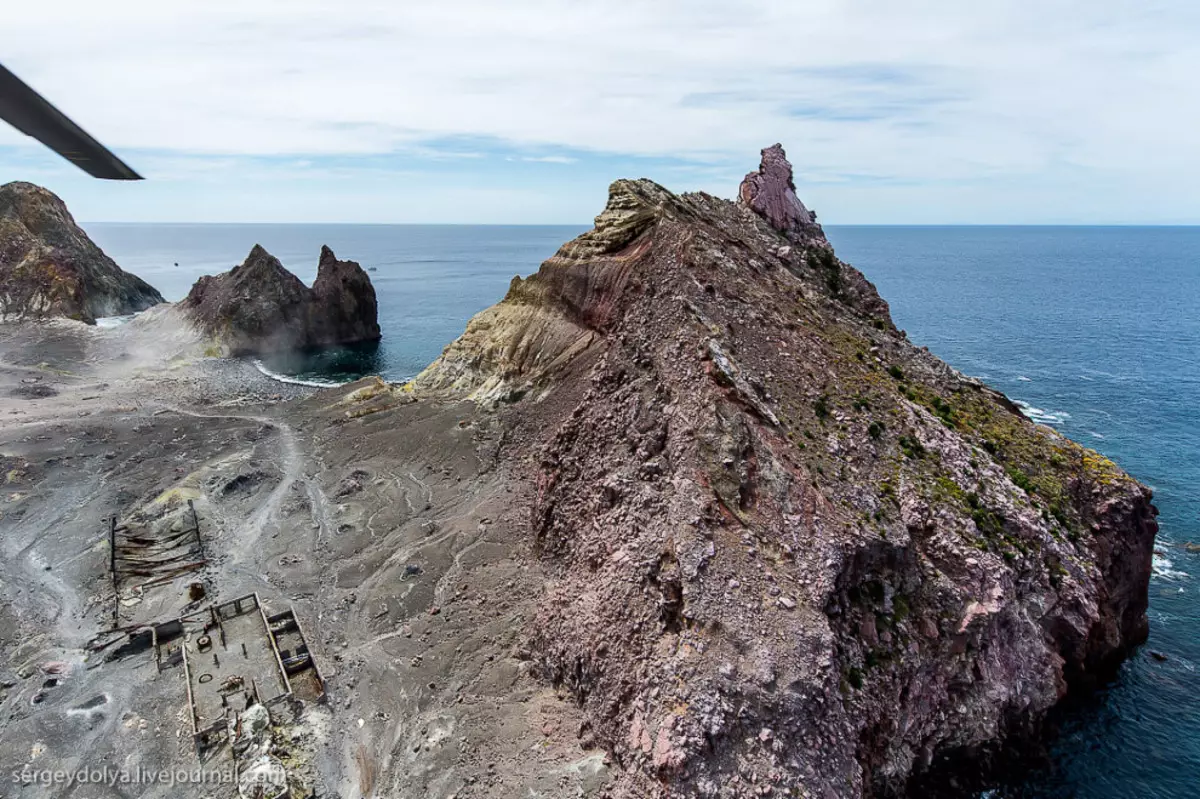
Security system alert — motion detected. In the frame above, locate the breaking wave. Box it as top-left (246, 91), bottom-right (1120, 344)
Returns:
top-left (1013, 400), bottom-right (1071, 426)
top-left (1153, 548), bottom-right (1190, 581)
top-left (95, 313), bottom-right (137, 328)
top-left (252, 359), bottom-right (347, 388)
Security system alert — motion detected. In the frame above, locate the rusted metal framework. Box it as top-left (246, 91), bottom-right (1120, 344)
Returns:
top-left (108, 500), bottom-right (206, 627)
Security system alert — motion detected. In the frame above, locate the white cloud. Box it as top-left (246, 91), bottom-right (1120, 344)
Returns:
top-left (1, 1), bottom-right (1198, 222)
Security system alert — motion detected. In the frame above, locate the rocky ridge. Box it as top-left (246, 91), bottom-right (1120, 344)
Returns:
top-left (409, 145), bottom-right (1159, 796)
top-left (0, 181), bottom-right (163, 324)
top-left (179, 243), bottom-right (381, 356)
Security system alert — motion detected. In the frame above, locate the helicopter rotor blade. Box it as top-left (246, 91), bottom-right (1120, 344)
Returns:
top-left (0, 62), bottom-right (142, 180)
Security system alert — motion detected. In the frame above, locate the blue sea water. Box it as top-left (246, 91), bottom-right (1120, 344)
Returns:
top-left (87, 222), bottom-right (1200, 797)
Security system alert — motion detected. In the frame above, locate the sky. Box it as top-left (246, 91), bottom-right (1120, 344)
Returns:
top-left (1, 1), bottom-right (1198, 225)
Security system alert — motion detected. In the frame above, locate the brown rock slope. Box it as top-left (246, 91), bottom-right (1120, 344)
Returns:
top-left (0, 181), bottom-right (163, 323)
top-left (180, 243), bottom-right (381, 355)
top-left (410, 145), bottom-right (1158, 796)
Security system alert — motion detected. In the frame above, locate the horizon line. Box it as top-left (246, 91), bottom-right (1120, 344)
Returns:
top-left (81, 221), bottom-right (1200, 228)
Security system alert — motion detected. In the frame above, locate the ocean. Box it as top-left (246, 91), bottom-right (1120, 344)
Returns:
top-left (87, 222), bottom-right (1200, 797)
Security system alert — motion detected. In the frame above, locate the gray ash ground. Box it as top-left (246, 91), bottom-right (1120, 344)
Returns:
top-left (0, 319), bottom-right (603, 798)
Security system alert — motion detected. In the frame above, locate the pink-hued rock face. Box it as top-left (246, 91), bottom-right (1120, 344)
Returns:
top-left (738, 143), bottom-right (820, 236)
top-left (410, 154), bottom-right (1158, 797)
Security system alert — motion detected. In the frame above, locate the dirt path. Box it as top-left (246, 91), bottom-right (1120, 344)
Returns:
top-left (149, 402), bottom-right (338, 601)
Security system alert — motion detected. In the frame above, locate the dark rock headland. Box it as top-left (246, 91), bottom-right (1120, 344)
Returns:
top-left (0, 181), bottom-right (163, 323)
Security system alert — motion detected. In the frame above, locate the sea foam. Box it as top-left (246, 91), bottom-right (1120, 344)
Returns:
top-left (252, 359), bottom-right (347, 388)
top-left (95, 313), bottom-right (137, 328)
top-left (1013, 400), bottom-right (1071, 426)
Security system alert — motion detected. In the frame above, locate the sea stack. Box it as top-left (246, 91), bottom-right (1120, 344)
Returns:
top-left (0, 181), bottom-right (163, 323)
top-left (179, 244), bottom-right (380, 356)
top-left (408, 146), bottom-right (1158, 795)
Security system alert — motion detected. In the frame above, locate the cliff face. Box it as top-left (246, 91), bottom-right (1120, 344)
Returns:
top-left (411, 147), bottom-right (1158, 796)
top-left (0, 181), bottom-right (163, 324)
top-left (180, 244), bottom-right (380, 356)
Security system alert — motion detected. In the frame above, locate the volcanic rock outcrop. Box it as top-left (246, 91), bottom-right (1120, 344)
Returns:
top-left (0, 181), bottom-right (163, 323)
top-left (411, 148), bottom-right (1158, 796)
top-left (180, 244), bottom-right (380, 356)
top-left (738, 143), bottom-right (822, 240)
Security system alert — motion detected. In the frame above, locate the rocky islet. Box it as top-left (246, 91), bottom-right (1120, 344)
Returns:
top-left (0, 148), bottom-right (1159, 797)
